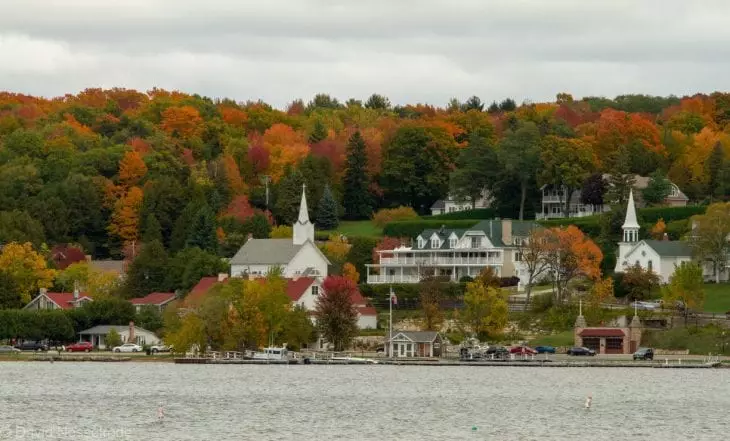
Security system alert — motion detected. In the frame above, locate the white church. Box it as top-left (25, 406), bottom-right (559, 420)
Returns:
top-left (614, 189), bottom-right (725, 283)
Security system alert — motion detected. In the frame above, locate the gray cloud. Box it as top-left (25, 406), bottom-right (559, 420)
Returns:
top-left (1, 0), bottom-right (729, 108)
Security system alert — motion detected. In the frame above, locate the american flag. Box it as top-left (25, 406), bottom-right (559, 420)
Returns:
top-left (390, 289), bottom-right (398, 306)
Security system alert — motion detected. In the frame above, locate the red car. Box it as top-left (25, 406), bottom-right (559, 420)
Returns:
top-left (509, 346), bottom-right (537, 355)
top-left (65, 342), bottom-right (93, 353)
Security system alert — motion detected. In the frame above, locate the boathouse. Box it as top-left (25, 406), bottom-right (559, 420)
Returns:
top-left (574, 312), bottom-right (642, 354)
top-left (386, 331), bottom-right (443, 358)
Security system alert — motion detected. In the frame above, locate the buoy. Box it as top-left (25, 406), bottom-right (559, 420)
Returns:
top-left (585, 394), bottom-right (592, 409)
top-left (472, 425), bottom-right (478, 431)
top-left (157, 405), bottom-right (165, 421)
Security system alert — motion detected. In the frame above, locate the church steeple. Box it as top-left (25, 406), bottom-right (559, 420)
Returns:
top-left (293, 183), bottom-right (314, 245)
top-left (622, 189), bottom-right (639, 243)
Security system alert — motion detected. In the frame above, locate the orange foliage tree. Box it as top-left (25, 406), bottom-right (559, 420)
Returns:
top-left (160, 105), bottom-right (204, 139)
top-left (118, 150), bottom-right (148, 188)
top-left (259, 123), bottom-right (309, 182)
top-left (595, 109), bottom-right (665, 167)
top-left (342, 262), bottom-right (360, 284)
top-left (651, 218), bottom-right (667, 240)
top-left (222, 154), bottom-right (246, 195)
top-left (543, 226), bottom-right (603, 303)
top-left (108, 186), bottom-right (144, 244)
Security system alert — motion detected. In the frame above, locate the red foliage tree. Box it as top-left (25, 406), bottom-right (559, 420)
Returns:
top-left (372, 236), bottom-right (406, 264)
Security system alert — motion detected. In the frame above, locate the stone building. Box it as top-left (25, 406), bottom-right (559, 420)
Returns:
top-left (574, 304), bottom-right (643, 354)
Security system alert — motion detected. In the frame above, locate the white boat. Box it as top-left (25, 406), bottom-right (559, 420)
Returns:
top-left (330, 356), bottom-right (378, 364)
top-left (252, 347), bottom-right (290, 360)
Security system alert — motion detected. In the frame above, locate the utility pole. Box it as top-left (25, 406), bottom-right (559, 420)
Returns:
top-left (260, 175), bottom-right (271, 211)
top-left (389, 286), bottom-right (394, 358)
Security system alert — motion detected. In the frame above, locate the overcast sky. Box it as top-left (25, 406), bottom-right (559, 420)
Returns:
top-left (1, 0), bottom-right (728, 108)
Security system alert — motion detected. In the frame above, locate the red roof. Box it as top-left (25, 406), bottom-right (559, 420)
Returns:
top-left (286, 277), bottom-right (316, 302)
top-left (579, 328), bottom-right (625, 337)
top-left (130, 292), bottom-right (176, 306)
top-left (357, 306), bottom-right (377, 316)
top-left (186, 277), bottom-right (229, 307)
top-left (44, 292), bottom-right (92, 310)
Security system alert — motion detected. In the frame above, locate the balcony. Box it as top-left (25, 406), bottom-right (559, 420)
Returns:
top-left (366, 274), bottom-right (422, 284)
top-left (378, 256), bottom-right (502, 265)
top-left (541, 195), bottom-right (566, 203)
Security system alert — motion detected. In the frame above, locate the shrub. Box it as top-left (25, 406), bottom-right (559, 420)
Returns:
top-left (382, 220), bottom-right (478, 238)
top-left (499, 276), bottom-right (520, 288)
top-left (665, 219), bottom-right (690, 240)
top-left (372, 206), bottom-right (419, 228)
top-left (639, 206), bottom-right (705, 223)
top-left (539, 216), bottom-right (602, 238)
top-left (424, 208), bottom-right (496, 220)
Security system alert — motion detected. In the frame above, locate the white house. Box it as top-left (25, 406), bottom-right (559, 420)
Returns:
top-left (430, 190), bottom-right (492, 216)
top-left (366, 219), bottom-right (539, 286)
top-left (229, 185), bottom-right (330, 279)
top-left (24, 288), bottom-right (93, 310)
top-left (537, 174), bottom-right (689, 220)
top-left (78, 322), bottom-right (161, 349)
top-left (385, 331), bottom-right (443, 358)
top-left (614, 189), bottom-right (723, 283)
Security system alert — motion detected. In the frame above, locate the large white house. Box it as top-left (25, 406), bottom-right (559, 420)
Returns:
top-left (230, 185), bottom-right (330, 279)
top-left (366, 219), bottom-right (539, 286)
top-left (614, 190), bottom-right (725, 283)
top-left (537, 174), bottom-right (689, 220)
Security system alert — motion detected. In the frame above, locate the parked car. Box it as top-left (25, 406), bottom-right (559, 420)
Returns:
top-left (630, 301), bottom-right (660, 311)
top-left (485, 346), bottom-right (509, 358)
top-left (0, 345), bottom-right (21, 353)
top-left (14, 341), bottom-right (48, 352)
top-left (567, 347), bottom-right (596, 356)
top-left (633, 347), bottom-right (654, 360)
top-left (113, 343), bottom-right (142, 353)
top-left (534, 345), bottom-right (556, 354)
top-left (65, 342), bottom-right (93, 352)
top-left (150, 344), bottom-right (171, 354)
top-left (509, 346), bottom-right (537, 355)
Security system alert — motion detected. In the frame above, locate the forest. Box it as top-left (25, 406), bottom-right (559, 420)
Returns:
top-left (0, 89), bottom-right (729, 284)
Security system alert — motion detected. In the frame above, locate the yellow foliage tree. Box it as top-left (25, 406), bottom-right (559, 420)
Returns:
top-left (108, 186), bottom-right (144, 244)
top-left (56, 262), bottom-right (120, 298)
top-left (118, 150), bottom-right (148, 188)
top-left (0, 242), bottom-right (56, 304)
top-left (650, 218), bottom-right (666, 240)
top-left (588, 277), bottom-right (615, 308)
top-left (270, 225), bottom-right (293, 238)
top-left (321, 234), bottom-right (351, 263)
top-left (341, 262), bottom-right (360, 284)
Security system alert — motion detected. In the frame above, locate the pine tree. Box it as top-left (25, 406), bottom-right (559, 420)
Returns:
top-left (308, 119), bottom-right (328, 144)
top-left (274, 170), bottom-right (305, 224)
top-left (186, 205), bottom-right (218, 253)
top-left (342, 131), bottom-right (372, 219)
top-left (707, 142), bottom-right (725, 201)
top-left (316, 184), bottom-right (339, 230)
top-left (124, 240), bottom-right (169, 298)
top-left (142, 214), bottom-right (163, 244)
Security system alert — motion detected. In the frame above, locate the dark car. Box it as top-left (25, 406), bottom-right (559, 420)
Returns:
top-left (567, 347), bottom-right (596, 356)
top-left (14, 341), bottom-right (48, 352)
top-left (486, 346), bottom-right (509, 358)
top-left (534, 345), bottom-right (556, 354)
top-left (633, 347), bottom-right (654, 360)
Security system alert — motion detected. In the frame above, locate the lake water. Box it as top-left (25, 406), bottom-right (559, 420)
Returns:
top-left (0, 362), bottom-right (729, 440)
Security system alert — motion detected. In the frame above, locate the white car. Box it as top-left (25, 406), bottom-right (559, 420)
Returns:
top-left (150, 344), bottom-right (172, 354)
top-left (112, 343), bottom-right (143, 353)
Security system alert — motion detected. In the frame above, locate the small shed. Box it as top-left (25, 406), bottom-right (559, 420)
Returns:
top-left (386, 331), bottom-right (443, 358)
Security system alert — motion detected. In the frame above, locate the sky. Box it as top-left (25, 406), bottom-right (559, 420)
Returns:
top-left (1, 0), bottom-right (729, 109)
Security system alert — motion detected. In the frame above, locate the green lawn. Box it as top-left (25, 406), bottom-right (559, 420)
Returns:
top-left (322, 220), bottom-right (382, 238)
top-left (702, 284), bottom-right (730, 313)
top-left (528, 331), bottom-right (575, 348)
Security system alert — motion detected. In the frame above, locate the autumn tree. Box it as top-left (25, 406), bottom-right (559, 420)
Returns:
top-left (316, 184), bottom-right (339, 230)
top-left (662, 262), bottom-right (704, 323)
top-left (315, 276), bottom-right (359, 351)
top-left (460, 276), bottom-right (508, 340)
top-left (342, 131), bottom-right (372, 219)
top-left (650, 218), bottom-right (667, 240)
top-left (518, 228), bottom-right (551, 304)
top-left (542, 226), bottom-right (603, 303)
top-left (419, 277), bottom-right (444, 331)
top-left (259, 123), bottom-right (309, 182)
top-left (690, 202), bottom-right (730, 283)
top-left (56, 262), bottom-right (120, 298)
top-left (160, 105), bottom-right (204, 139)
top-left (588, 277), bottom-right (615, 308)
top-left (619, 264), bottom-right (661, 301)
top-left (270, 225), bottom-right (293, 238)
top-left (118, 150), bottom-right (147, 188)
top-left (109, 186), bottom-right (144, 245)
top-left (341, 262), bottom-right (360, 283)
top-left (0, 242), bottom-right (56, 304)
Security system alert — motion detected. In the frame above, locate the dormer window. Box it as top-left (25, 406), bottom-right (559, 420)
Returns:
top-left (449, 238), bottom-right (456, 248)
top-left (470, 237), bottom-right (480, 248)
top-left (670, 185), bottom-right (679, 197)
top-left (418, 238), bottom-right (425, 248)
top-left (431, 238), bottom-right (440, 248)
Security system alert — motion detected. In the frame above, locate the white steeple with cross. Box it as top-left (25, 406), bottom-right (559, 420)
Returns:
top-left (293, 183), bottom-right (315, 245)
top-left (615, 188), bottom-right (641, 273)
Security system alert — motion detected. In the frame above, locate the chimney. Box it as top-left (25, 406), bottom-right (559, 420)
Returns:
top-left (663, 233), bottom-right (669, 241)
top-left (502, 219), bottom-right (513, 246)
top-left (85, 254), bottom-right (92, 263)
top-left (128, 321), bottom-right (135, 344)
top-left (217, 273), bottom-right (228, 282)
top-left (39, 287), bottom-right (47, 296)
top-left (73, 288), bottom-right (79, 300)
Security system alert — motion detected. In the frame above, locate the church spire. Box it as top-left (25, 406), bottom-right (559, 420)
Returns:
top-left (293, 183), bottom-right (314, 245)
top-left (622, 189), bottom-right (640, 242)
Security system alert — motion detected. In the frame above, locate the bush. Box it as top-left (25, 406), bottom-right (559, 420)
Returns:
top-left (499, 276), bottom-right (520, 288)
top-left (424, 208), bottom-right (496, 220)
top-left (539, 216), bottom-right (602, 238)
top-left (665, 219), bottom-right (690, 240)
top-left (382, 220), bottom-right (478, 238)
top-left (372, 206), bottom-right (419, 228)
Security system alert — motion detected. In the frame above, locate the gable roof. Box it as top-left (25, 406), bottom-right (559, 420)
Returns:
top-left (415, 220), bottom-right (539, 249)
top-left (430, 200), bottom-right (445, 210)
top-left (390, 331), bottom-right (441, 342)
top-left (130, 292), bottom-right (176, 306)
top-left (286, 277), bottom-right (316, 302)
top-left (357, 306), bottom-right (377, 316)
top-left (185, 276), bottom-right (229, 307)
top-left (26, 292), bottom-right (93, 310)
top-left (78, 324), bottom-right (156, 336)
top-left (643, 240), bottom-right (692, 257)
top-left (230, 239), bottom-right (302, 265)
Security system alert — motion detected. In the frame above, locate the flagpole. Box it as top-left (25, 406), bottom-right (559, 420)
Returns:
top-left (389, 285), bottom-right (393, 358)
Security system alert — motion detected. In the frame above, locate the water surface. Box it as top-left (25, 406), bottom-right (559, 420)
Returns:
top-left (0, 362), bottom-right (728, 440)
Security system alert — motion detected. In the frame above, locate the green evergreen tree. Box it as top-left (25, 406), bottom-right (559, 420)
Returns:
top-left (308, 119), bottom-right (328, 144)
top-left (642, 170), bottom-right (672, 206)
top-left (316, 184), bottom-right (339, 230)
top-left (247, 212), bottom-right (272, 238)
top-left (0, 270), bottom-right (22, 309)
top-left (124, 240), bottom-right (169, 298)
top-left (274, 170), bottom-right (305, 224)
top-left (707, 142), bottom-right (725, 201)
top-left (342, 131), bottom-right (372, 219)
top-left (142, 213), bottom-right (163, 244)
top-left (186, 205), bottom-right (218, 253)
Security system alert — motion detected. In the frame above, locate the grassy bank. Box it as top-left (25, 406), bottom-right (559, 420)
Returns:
top-left (528, 331), bottom-right (575, 347)
top-left (322, 220), bottom-right (382, 238)
top-left (643, 325), bottom-right (730, 355)
top-left (703, 284), bottom-right (730, 314)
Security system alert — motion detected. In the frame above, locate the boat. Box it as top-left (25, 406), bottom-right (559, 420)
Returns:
top-left (252, 346), bottom-right (291, 361)
top-left (330, 356), bottom-right (378, 364)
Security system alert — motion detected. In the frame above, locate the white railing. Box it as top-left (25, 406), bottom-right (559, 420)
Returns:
top-left (541, 196), bottom-right (565, 203)
top-left (366, 274), bottom-right (422, 284)
top-left (378, 257), bottom-right (502, 265)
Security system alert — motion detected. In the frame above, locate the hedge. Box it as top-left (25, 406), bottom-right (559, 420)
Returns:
top-left (0, 310), bottom-right (75, 342)
top-left (639, 205), bottom-right (705, 223)
top-left (423, 208), bottom-right (496, 221)
top-left (382, 220), bottom-right (480, 238)
top-left (539, 216), bottom-right (602, 238)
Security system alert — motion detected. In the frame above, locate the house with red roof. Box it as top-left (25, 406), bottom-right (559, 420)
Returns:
top-left (24, 288), bottom-right (93, 311)
top-left (130, 292), bottom-right (177, 313)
